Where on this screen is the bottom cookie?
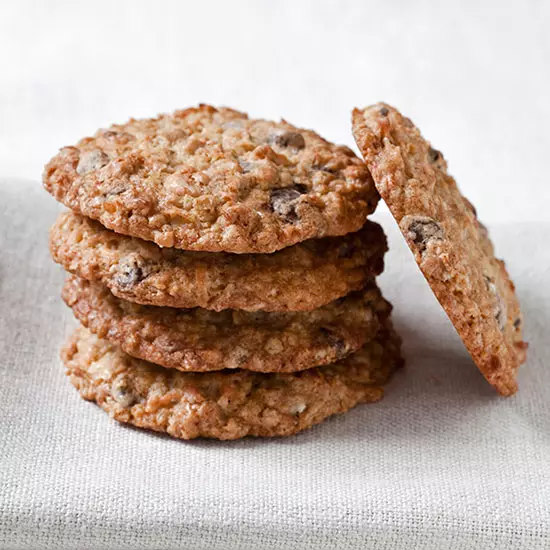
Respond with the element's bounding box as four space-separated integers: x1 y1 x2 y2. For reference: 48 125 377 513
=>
62 326 403 440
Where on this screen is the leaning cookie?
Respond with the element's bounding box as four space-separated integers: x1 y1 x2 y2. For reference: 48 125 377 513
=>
62 276 391 373
352 103 527 395
50 211 387 312
44 105 379 253
62 325 402 440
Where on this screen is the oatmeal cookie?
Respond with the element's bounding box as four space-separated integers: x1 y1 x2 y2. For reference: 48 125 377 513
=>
62 325 402 440
44 105 379 253
62 276 391 373
50 211 386 312
352 103 527 395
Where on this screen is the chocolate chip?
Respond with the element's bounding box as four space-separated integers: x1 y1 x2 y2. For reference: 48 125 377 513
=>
268 130 306 150
428 147 441 162
100 130 133 141
76 150 109 175
401 216 444 252
238 159 255 173
115 258 149 288
111 377 137 408
312 163 336 174
269 184 308 223
101 131 119 139
319 327 350 359
379 107 389 116
514 318 521 329
104 186 126 197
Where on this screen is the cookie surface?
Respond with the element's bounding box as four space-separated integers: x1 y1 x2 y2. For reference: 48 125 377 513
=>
62 276 391 373
44 105 379 253
352 103 527 395
50 211 387 312
62 325 402 440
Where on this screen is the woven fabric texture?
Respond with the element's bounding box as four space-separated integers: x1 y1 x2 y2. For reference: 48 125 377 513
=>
1 179 548 549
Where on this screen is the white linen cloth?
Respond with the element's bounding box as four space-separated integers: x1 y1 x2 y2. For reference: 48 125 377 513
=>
1 179 549 549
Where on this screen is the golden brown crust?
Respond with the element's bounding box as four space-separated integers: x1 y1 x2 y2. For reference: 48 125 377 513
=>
62 276 391 373
50 211 387 312
352 103 527 396
62 325 402 440
43 105 379 253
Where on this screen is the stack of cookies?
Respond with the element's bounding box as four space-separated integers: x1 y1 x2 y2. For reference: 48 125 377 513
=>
43 105 403 440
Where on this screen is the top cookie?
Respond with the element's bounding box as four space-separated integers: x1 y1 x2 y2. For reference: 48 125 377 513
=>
43 105 379 253
352 103 527 396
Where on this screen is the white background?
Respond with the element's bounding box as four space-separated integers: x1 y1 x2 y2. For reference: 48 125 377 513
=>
1 0 549 223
